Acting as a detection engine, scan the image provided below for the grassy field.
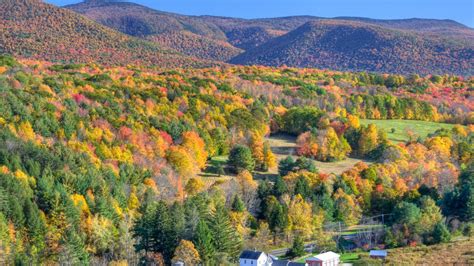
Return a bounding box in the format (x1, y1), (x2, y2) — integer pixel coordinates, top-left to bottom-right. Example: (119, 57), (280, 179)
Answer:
(328, 238), (474, 265)
(340, 252), (362, 263)
(294, 238), (474, 265)
(266, 134), (369, 175)
(360, 119), (457, 143)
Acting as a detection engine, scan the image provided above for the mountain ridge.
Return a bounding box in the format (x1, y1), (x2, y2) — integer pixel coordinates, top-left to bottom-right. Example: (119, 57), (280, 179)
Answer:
(230, 20), (474, 75)
(2, 0), (473, 74)
(0, 0), (215, 67)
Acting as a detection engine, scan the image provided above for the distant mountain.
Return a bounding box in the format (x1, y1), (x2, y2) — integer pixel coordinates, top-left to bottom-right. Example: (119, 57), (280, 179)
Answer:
(4, 0), (472, 74)
(66, 0), (242, 61)
(334, 17), (474, 41)
(231, 20), (474, 75)
(0, 0), (212, 67)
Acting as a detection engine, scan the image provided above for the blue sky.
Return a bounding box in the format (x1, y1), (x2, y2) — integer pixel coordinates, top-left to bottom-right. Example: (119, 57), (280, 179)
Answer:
(47, 0), (474, 27)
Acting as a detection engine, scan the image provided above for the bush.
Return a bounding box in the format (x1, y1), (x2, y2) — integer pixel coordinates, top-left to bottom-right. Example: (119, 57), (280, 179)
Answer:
(462, 223), (474, 237)
(432, 222), (451, 244)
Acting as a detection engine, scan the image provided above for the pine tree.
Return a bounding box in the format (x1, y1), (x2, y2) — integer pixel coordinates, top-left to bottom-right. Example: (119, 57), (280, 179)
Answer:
(60, 229), (89, 265)
(150, 201), (178, 264)
(228, 145), (255, 173)
(269, 204), (288, 234)
(133, 201), (178, 264)
(432, 222), (451, 244)
(132, 203), (155, 256)
(231, 195), (246, 212)
(209, 204), (242, 261)
(273, 175), (288, 198)
(287, 235), (305, 258)
(294, 177), (311, 199)
(279, 156), (295, 176)
(193, 220), (215, 265)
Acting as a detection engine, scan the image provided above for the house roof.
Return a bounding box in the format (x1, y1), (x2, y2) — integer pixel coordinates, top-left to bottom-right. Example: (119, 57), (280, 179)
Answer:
(306, 251), (340, 262)
(239, 250), (265, 260)
(369, 250), (388, 257)
(272, 260), (306, 266)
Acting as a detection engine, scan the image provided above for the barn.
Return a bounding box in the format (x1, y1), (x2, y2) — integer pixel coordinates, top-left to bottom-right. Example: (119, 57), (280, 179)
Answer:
(306, 251), (340, 266)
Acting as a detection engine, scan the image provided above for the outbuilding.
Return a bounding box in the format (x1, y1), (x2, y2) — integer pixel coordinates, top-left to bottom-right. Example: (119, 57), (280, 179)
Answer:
(369, 250), (388, 260)
(306, 251), (340, 266)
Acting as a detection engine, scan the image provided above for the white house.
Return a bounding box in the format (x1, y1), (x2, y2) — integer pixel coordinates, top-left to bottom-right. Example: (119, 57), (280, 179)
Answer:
(306, 251), (340, 266)
(239, 250), (273, 266)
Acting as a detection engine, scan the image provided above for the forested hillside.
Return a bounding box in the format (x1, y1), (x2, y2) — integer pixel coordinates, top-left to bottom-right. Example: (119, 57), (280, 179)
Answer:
(0, 0), (213, 67)
(66, 0), (474, 75)
(66, 0), (242, 61)
(231, 20), (474, 75)
(0, 55), (472, 264)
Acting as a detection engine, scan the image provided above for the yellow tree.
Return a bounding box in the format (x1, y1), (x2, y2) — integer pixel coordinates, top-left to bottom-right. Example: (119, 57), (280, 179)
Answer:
(347, 114), (360, 129)
(236, 170), (258, 209)
(333, 188), (362, 226)
(263, 142), (277, 170)
(17, 121), (35, 141)
(419, 197), (443, 234)
(181, 131), (208, 169)
(167, 146), (198, 177)
(287, 195), (313, 237)
(249, 133), (265, 169)
(184, 177), (205, 196)
(172, 240), (201, 265)
(425, 136), (453, 158)
(358, 124), (379, 156)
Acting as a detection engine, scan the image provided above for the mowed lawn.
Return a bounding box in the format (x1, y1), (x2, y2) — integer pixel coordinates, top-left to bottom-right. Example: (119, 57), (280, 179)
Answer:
(360, 119), (457, 143)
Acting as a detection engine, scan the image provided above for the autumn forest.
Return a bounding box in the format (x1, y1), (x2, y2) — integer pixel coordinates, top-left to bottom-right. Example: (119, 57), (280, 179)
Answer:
(0, 0), (473, 265)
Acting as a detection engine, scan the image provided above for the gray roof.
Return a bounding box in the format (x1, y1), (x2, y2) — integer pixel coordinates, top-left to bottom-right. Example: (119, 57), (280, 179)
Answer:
(272, 260), (306, 266)
(240, 250), (264, 260)
(369, 250), (388, 257)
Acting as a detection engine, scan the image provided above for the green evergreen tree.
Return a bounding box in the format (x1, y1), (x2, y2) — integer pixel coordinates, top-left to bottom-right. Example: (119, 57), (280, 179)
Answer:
(209, 204), (242, 261)
(193, 220), (215, 265)
(133, 201), (178, 264)
(279, 156), (295, 176)
(132, 203), (155, 256)
(432, 222), (451, 244)
(287, 235), (305, 258)
(269, 204), (288, 234)
(294, 177), (311, 199)
(228, 145), (255, 173)
(61, 229), (89, 265)
(273, 176), (288, 198)
(150, 201), (178, 264)
(231, 195), (246, 212)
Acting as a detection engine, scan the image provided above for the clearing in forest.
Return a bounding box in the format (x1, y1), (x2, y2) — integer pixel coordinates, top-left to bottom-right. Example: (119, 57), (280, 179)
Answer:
(360, 119), (457, 143)
(265, 134), (369, 176)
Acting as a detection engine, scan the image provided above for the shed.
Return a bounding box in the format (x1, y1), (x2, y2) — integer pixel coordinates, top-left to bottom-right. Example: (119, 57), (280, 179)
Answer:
(369, 250), (387, 259)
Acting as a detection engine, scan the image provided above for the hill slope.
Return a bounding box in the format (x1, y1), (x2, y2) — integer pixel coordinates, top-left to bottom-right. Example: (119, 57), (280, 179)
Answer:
(230, 20), (474, 75)
(66, 0), (242, 61)
(0, 0), (211, 67)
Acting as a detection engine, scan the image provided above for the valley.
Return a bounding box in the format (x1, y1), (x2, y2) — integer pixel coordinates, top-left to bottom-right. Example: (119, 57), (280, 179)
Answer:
(0, 0), (472, 265)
